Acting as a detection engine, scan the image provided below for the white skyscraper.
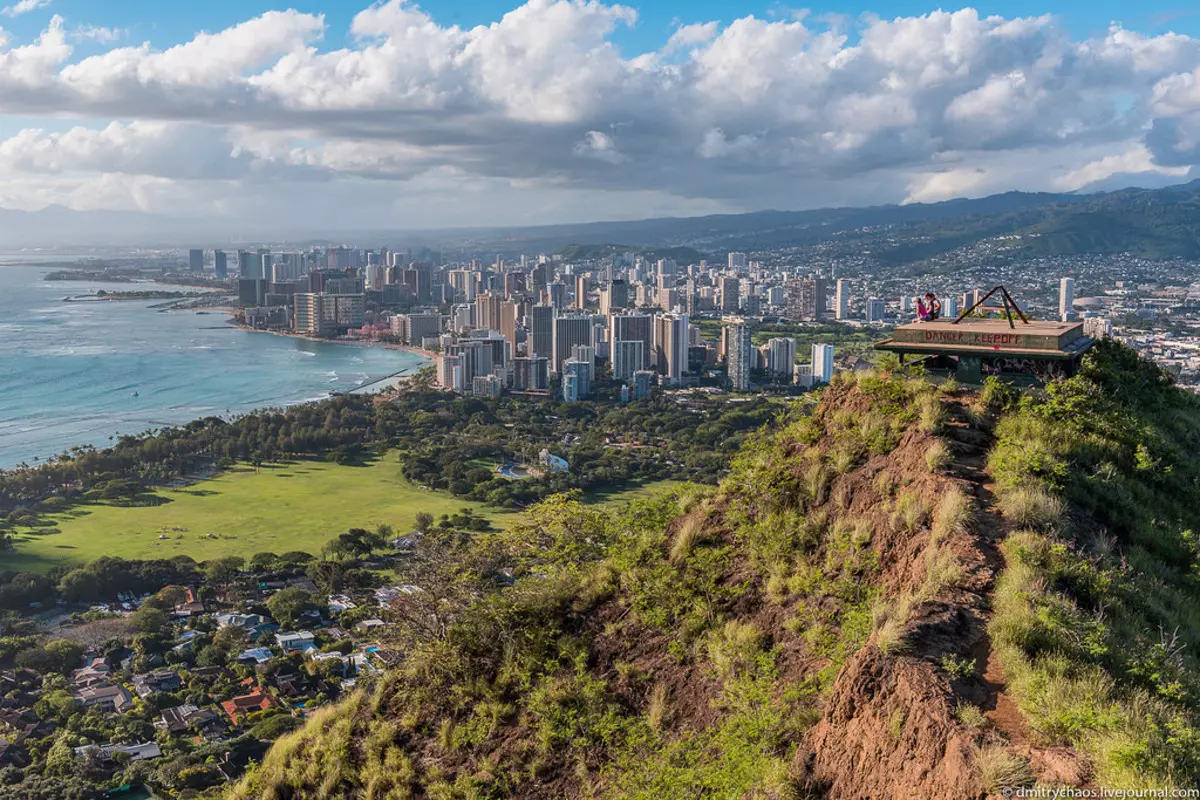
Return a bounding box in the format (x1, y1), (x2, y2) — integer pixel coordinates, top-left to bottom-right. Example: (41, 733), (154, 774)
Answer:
(943, 295), (959, 319)
(835, 278), (850, 320)
(654, 313), (690, 386)
(1059, 277), (1075, 322)
(866, 298), (886, 323)
(766, 337), (797, 376)
(812, 343), (835, 384)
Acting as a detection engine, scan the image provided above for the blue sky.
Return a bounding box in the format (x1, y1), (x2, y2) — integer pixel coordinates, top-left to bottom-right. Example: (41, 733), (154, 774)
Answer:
(0, 0), (1197, 233)
(12, 0), (1200, 52)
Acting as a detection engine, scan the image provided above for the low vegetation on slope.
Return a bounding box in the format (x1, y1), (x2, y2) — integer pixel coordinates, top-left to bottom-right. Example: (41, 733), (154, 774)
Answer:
(231, 341), (1200, 799)
(232, 373), (985, 799)
(986, 340), (1200, 788)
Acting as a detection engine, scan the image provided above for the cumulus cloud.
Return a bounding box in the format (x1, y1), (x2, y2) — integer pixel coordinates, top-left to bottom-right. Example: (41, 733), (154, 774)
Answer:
(0, 1), (1197, 226)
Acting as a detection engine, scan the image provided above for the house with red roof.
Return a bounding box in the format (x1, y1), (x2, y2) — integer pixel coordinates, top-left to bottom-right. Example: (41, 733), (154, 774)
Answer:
(219, 685), (275, 725)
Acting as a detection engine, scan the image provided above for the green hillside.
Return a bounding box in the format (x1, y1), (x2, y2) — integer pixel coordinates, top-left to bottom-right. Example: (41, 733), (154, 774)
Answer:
(228, 342), (1200, 798)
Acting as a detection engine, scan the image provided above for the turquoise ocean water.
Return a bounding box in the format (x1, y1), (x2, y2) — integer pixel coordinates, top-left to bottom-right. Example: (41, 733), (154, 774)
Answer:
(0, 264), (427, 468)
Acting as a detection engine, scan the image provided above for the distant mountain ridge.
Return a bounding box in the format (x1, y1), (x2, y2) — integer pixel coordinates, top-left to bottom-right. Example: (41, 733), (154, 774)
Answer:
(4, 180), (1200, 262)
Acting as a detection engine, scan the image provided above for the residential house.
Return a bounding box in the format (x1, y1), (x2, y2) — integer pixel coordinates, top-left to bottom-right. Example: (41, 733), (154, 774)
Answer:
(132, 670), (182, 699)
(74, 741), (162, 763)
(275, 631), (316, 654)
(173, 587), (205, 617)
(220, 688), (275, 725)
(373, 585), (420, 604)
(72, 684), (133, 714)
(215, 612), (275, 636)
(237, 647), (273, 665)
(354, 619), (388, 633)
(156, 704), (224, 738)
(327, 595), (356, 613)
(70, 658), (111, 688)
(285, 577), (320, 594)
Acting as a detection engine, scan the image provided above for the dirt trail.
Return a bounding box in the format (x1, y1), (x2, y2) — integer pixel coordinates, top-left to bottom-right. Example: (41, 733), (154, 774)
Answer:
(942, 408), (1028, 745)
(944, 401), (1089, 788)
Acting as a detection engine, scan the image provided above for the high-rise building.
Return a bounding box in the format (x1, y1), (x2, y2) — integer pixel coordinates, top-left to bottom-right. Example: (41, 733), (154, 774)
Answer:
(766, 337), (797, 376)
(571, 344), (595, 374)
(599, 280), (629, 317)
(726, 319), (753, 391)
(1059, 277), (1075, 322)
(720, 276), (740, 313)
(546, 282), (568, 310)
(866, 298), (886, 323)
(476, 293), (503, 333)
(531, 305), (555, 360)
(786, 277), (828, 321)
(812, 343), (835, 384)
(563, 358), (592, 400)
(238, 250), (260, 279)
(835, 278), (850, 320)
(323, 294), (365, 329)
(402, 313), (442, 345)
(213, 250), (228, 279)
(612, 339), (644, 382)
(610, 313), (654, 371)
(511, 357), (550, 391)
(294, 294), (323, 335)
(473, 375), (503, 399)
(632, 370), (654, 400)
(499, 301), (520, 354)
(439, 355), (464, 391)
(728, 252), (747, 270)
(447, 340), (495, 385)
(189, 249), (204, 272)
(553, 314), (593, 374)
(654, 313), (690, 386)
(574, 275), (587, 310)
(1083, 316), (1111, 339)
(943, 295), (959, 319)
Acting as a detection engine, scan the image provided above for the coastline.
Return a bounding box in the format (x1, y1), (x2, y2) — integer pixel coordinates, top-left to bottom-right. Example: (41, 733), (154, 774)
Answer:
(212, 311), (435, 396)
(222, 315), (434, 359)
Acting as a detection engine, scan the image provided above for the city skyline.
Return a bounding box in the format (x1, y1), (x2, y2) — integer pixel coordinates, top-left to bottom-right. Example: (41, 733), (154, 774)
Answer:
(0, 0), (1198, 234)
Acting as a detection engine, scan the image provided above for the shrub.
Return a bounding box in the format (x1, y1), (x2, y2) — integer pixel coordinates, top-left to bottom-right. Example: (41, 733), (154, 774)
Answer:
(707, 620), (764, 682)
(647, 684), (668, 730)
(892, 492), (929, 534)
(669, 515), (708, 565)
(931, 486), (972, 544)
(998, 488), (1066, 531)
(940, 654), (976, 679)
(925, 441), (952, 472)
(954, 703), (987, 729)
(974, 745), (1034, 793)
(920, 547), (964, 601)
(918, 395), (948, 434)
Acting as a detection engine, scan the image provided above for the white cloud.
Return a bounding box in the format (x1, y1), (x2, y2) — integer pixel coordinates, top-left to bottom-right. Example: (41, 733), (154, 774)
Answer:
(70, 25), (124, 44)
(1, 0), (50, 18)
(0, 1), (1195, 228)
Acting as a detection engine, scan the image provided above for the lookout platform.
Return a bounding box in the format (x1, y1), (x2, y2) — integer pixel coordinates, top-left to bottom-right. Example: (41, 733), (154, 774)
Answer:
(875, 287), (1094, 384)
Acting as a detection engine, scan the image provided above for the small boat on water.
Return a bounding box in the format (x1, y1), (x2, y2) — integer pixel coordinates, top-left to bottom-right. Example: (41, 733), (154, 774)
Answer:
(131, 391), (139, 397)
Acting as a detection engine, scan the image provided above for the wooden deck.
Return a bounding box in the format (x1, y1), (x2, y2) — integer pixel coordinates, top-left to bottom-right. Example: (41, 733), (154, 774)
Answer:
(877, 318), (1091, 360)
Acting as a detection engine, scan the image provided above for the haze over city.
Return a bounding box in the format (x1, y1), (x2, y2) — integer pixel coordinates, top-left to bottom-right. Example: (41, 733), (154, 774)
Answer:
(0, 0), (1198, 237)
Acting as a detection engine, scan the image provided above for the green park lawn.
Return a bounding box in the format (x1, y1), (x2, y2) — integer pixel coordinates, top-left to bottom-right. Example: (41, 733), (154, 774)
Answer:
(6, 456), (679, 573)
